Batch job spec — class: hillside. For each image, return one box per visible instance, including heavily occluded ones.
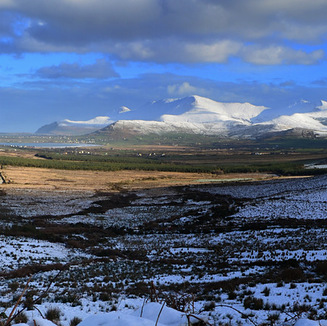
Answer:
[35,116,113,136]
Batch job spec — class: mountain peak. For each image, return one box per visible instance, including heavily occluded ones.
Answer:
[161,96,267,124]
[317,100,327,110]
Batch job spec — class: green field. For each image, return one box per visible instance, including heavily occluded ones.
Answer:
[0,143,326,177]
[1,132,327,176]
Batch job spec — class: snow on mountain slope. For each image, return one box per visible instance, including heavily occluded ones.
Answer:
[124,95,267,123]
[161,95,267,124]
[128,96,196,121]
[96,96,271,137]
[263,113,327,131]
[252,99,322,123]
[108,119,229,136]
[60,116,112,126]
[317,100,327,111]
[258,101,327,133]
[109,97,327,138]
[103,95,269,137]
[36,116,114,135]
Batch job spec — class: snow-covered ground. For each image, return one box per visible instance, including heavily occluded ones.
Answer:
[9,301,207,326]
[0,235,90,270]
[2,176,327,325]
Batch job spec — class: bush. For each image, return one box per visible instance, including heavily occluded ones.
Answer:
[70,316,82,326]
[228,291,237,300]
[23,290,37,310]
[267,313,280,323]
[203,301,215,311]
[8,282,19,292]
[14,312,28,324]
[261,286,270,296]
[99,292,111,301]
[243,296,264,310]
[45,307,61,323]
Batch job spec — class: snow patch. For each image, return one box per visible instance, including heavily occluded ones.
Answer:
[60,116,112,126]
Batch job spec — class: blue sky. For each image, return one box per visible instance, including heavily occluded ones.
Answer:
[1,0,327,132]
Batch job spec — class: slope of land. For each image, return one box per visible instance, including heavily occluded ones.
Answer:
[0,146,326,325]
[0,174,327,325]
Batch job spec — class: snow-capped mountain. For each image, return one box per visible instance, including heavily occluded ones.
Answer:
[95,95,271,138]
[96,95,327,139]
[254,100,327,136]
[160,95,267,124]
[36,95,327,139]
[36,116,114,135]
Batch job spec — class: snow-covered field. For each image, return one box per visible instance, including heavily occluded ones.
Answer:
[1,176,327,325]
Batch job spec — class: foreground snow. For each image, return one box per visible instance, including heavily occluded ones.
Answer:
[11,311,327,326]
[11,302,204,326]
[294,319,327,326]
[5,176,327,326]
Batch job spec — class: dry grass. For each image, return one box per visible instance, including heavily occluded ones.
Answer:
[0,166,276,192]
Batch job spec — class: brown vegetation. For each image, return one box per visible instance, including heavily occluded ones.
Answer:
[0,165,276,192]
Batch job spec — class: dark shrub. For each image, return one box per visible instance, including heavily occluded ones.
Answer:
[280,267,304,282]
[243,296,264,310]
[203,301,215,311]
[262,286,270,296]
[315,261,327,278]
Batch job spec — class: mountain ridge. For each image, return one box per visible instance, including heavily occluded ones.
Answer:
[35,95,327,139]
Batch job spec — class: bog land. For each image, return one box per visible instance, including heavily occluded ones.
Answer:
[0,142,327,325]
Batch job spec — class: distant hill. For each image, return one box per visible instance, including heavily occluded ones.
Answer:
[36,116,113,136]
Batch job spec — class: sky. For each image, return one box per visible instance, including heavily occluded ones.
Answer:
[1,0,327,132]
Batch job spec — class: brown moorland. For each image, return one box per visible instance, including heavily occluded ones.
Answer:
[0,165,276,192]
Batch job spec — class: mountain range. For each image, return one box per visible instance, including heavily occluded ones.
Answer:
[36,95,327,139]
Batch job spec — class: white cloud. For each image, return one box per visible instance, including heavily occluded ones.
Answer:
[241,45,324,65]
[184,40,242,63]
[167,82,203,96]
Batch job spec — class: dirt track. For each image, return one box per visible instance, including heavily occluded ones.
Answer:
[0,166,276,192]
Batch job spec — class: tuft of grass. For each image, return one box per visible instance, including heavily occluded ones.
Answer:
[45,307,61,323]
[14,311,28,324]
[69,316,82,326]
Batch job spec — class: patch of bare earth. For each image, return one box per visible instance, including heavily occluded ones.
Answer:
[0,166,276,192]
